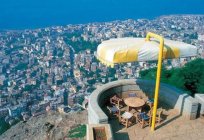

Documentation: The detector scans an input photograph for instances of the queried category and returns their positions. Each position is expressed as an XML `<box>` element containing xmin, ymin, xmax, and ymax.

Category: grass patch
<box><xmin>68</xmin><ymin>124</ymin><xmax>86</xmax><ymax>139</ymax></box>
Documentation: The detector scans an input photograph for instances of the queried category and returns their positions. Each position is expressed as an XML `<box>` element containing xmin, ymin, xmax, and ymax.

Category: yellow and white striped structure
<box><xmin>97</xmin><ymin>37</ymin><xmax>197</xmax><ymax>67</ymax></box>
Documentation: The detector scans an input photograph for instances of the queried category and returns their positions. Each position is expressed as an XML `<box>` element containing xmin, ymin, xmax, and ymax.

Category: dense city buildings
<box><xmin>0</xmin><ymin>15</ymin><xmax>204</xmax><ymax>133</ymax></box>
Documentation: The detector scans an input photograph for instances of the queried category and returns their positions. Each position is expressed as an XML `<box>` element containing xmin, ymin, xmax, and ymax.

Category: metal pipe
<box><xmin>145</xmin><ymin>32</ymin><xmax>164</xmax><ymax>131</ymax></box>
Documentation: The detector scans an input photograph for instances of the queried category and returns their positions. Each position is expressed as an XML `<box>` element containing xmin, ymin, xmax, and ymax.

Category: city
<box><xmin>0</xmin><ymin>15</ymin><xmax>204</xmax><ymax>139</ymax></box>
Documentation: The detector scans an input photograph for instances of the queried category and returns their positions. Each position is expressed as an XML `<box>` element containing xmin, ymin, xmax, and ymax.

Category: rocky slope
<box><xmin>0</xmin><ymin>111</ymin><xmax>87</xmax><ymax>140</ymax></box>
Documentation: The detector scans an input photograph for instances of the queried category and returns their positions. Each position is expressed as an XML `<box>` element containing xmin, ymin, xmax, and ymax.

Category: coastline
<box><xmin>1</xmin><ymin>14</ymin><xmax>204</xmax><ymax>31</ymax></box>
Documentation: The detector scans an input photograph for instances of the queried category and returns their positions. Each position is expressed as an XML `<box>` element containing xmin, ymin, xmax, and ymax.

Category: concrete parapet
<box><xmin>177</xmin><ymin>94</ymin><xmax>199</xmax><ymax>119</ymax></box>
<box><xmin>195</xmin><ymin>94</ymin><xmax>204</xmax><ymax>116</ymax></box>
<box><xmin>88</xmin><ymin>79</ymin><xmax>199</xmax><ymax>125</ymax></box>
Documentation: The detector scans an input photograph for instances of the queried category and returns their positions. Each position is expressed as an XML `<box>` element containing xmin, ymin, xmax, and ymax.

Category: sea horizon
<box><xmin>1</xmin><ymin>0</ymin><xmax>204</xmax><ymax>30</ymax></box>
<box><xmin>1</xmin><ymin>14</ymin><xmax>204</xmax><ymax>31</ymax></box>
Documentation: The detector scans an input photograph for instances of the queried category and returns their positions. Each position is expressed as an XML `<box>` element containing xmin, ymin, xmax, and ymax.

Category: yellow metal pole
<box><xmin>145</xmin><ymin>32</ymin><xmax>164</xmax><ymax>131</ymax></box>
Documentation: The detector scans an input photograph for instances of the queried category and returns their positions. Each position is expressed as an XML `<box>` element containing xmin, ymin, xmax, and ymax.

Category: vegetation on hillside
<box><xmin>68</xmin><ymin>124</ymin><xmax>86</xmax><ymax>139</ymax></box>
<box><xmin>140</xmin><ymin>58</ymin><xmax>204</xmax><ymax>96</ymax></box>
<box><xmin>0</xmin><ymin>118</ymin><xmax>10</xmax><ymax>135</ymax></box>
<box><xmin>64</xmin><ymin>33</ymin><xmax>98</xmax><ymax>53</ymax></box>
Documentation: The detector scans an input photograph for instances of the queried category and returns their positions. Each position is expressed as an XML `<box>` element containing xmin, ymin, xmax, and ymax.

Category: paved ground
<box><xmin>110</xmin><ymin>109</ymin><xmax>204</xmax><ymax>140</ymax></box>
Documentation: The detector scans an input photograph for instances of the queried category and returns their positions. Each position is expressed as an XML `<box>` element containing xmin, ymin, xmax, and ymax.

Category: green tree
<box><xmin>57</xmin><ymin>80</ymin><xmax>63</xmax><ymax>85</ymax></box>
<box><xmin>181</xmin><ymin>58</ymin><xmax>204</xmax><ymax>95</ymax></box>
<box><xmin>140</xmin><ymin>58</ymin><xmax>204</xmax><ymax>96</ymax></box>
<box><xmin>23</xmin><ymin>85</ymin><xmax>33</xmax><ymax>91</ymax></box>
<box><xmin>0</xmin><ymin>118</ymin><xmax>10</xmax><ymax>135</ymax></box>
<box><xmin>87</xmin><ymin>79</ymin><xmax>96</xmax><ymax>85</ymax></box>
<box><xmin>15</xmin><ymin>63</ymin><xmax>28</xmax><ymax>70</ymax></box>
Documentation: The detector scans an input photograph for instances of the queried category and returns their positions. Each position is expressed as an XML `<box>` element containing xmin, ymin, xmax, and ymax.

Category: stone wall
<box><xmin>88</xmin><ymin>79</ymin><xmax>199</xmax><ymax>124</ymax></box>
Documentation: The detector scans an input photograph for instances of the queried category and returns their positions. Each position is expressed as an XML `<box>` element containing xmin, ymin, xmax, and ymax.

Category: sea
<box><xmin>0</xmin><ymin>0</ymin><xmax>204</xmax><ymax>30</ymax></box>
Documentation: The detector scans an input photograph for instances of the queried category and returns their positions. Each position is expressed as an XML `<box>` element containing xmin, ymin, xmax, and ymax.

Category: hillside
<box><xmin>0</xmin><ymin>111</ymin><xmax>87</xmax><ymax>140</ymax></box>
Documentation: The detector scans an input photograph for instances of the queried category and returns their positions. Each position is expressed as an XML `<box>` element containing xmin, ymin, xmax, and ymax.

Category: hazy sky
<box><xmin>0</xmin><ymin>0</ymin><xmax>204</xmax><ymax>29</ymax></box>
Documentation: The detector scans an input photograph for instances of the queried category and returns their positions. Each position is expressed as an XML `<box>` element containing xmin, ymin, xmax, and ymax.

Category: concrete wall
<box><xmin>175</xmin><ymin>94</ymin><xmax>199</xmax><ymax>119</ymax></box>
<box><xmin>195</xmin><ymin>94</ymin><xmax>204</xmax><ymax>116</ymax></box>
<box><xmin>88</xmin><ymin>79</ymin><xmax>199</xmax><ymax>124</ymax></box>
<box><xmin>87</xmin><ymin>124</ymin><xmax>113</xmax><ymax>140</ymax></box>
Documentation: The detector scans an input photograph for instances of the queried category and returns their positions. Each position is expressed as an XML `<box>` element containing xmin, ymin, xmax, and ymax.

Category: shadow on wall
<box><xmin>156</xmin><ymin>94</ymin><xmax>188</xmax><ymax>130</ymax></box>
<box><xmin>134</xmin><ymin>79</ymin><xmax>184</xmax><ymax>110</ymax></box>
<box><xmin>99</xmin><ymin>79</ymin><xmax>184</xmax><ymax>111</ymax></box>
<box><xmin>109</xmin><ymin>119</ymin><xmax>130</xmax><ymax>140</ymax></box>
<box><xmin>89</xmin><ymin>79</ymin><xmax>198</xmax><ymax>126</ymax></box>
